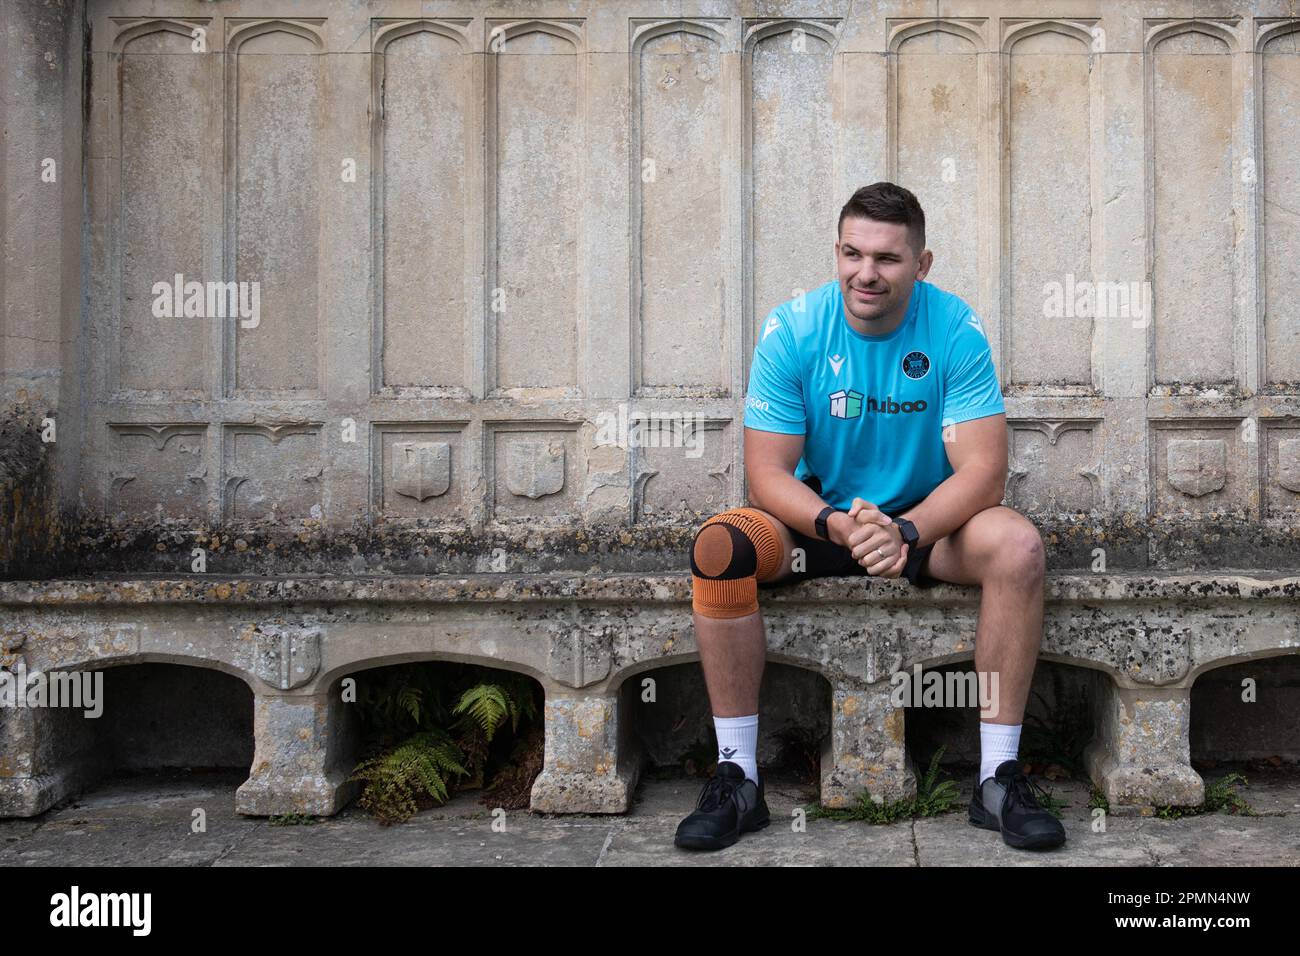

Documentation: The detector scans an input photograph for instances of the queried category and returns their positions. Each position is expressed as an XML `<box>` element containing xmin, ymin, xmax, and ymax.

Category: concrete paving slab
<box><xmin>215</xmin><ymin>814</ymin><xmax>616</xmax><ymax>867</ymax></box>
<box><xmin>0</xmin><ymin>770</ymin><xmax>255</xmax><ymax>867</ymax></box>
<box><xmin>598</xmin><ymin>815</ymin><xmax>917</xmax><ymax>866</ymax></box>
<box><xmin>1131</xmin><ymin>816</ymin><xmax>1300</xmax><ymax>867</ymax></box>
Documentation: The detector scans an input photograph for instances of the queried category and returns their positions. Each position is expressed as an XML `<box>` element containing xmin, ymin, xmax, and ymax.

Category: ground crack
<box><xmin>594</xmin><ymin>820</ymin><xmax>625</xmax><ymax>866</ymax></box>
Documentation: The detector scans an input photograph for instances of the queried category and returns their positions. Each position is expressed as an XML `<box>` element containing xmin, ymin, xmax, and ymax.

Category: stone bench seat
<box><xmin>2</xmin><ymin>571</ymin><xmax>1297</xmax><ymax>819</ymax></box>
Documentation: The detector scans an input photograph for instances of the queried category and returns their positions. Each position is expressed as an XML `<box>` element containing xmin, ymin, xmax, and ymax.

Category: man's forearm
<box><xmin>748</xmin><ymin>468</ymin><xmax>834</xmax><ymax>541</ymax></box>
<box><xmin>898</xmin><ymin>466</ymin><xmax>1004</xmax><ymax>547</ymax></box>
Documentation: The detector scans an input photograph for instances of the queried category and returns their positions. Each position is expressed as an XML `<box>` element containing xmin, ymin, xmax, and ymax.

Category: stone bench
<box><xmin>1</xmin><ymin>572</ymin><xmax>1297</xmax><ymax>819</ymax></box>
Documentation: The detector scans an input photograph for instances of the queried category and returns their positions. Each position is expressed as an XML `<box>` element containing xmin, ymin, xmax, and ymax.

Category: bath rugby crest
<box><xmin>743</xmin><ymin>279</ymin><xmax>1005</xmax><ymax>513</ymax></box>
<box><xmin>903</xmin><ymin>350</ymin><xmax>931</xmax><ymax>379</ymax></box>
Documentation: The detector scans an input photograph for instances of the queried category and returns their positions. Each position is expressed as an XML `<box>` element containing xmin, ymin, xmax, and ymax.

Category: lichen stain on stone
<box><xmin>885</xmin><ymin>708</ymin><xmax>905</xmax><ymax>742</ymax></box>
<box><xmin>841</xmin><ymin>695</ymin><xmax>859</xmax><ymax>716</ymax></box>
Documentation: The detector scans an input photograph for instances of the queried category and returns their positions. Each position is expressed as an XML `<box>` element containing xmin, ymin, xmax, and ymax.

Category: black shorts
<box><xmin>756</xmin><ymin>477</ymin><xmax>940</xmax><ymax>590</ymax></box>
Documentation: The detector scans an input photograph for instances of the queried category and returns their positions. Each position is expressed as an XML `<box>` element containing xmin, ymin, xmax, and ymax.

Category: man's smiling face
<box><xmin>835</xmin><ymin>217</ymin><xmax>933</xmax><ymax>332</ymax></box>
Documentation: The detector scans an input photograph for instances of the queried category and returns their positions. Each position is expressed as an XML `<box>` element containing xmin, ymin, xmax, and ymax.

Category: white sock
<box><xmin>979</xmin><ymin>721</ymin><xmax>1022</xmax><ymax>785</ymax></box>
<box><xmin>713</xmin><ymin>714</ymin><xmax>759</xmax><ymax>783</ymax></box>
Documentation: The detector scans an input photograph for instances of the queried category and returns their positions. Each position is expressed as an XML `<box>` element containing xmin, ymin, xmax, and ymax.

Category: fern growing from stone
<box><xmin>448</xmin><ymin>674</ymin><xmax>539</xmax><ymax>789</ymax></box>
<box><xmin>349</xmin><ymin>728</ymin><xmax>469</xmax><ymax>825</ymax></box>
<box><xmin>349</xmin><ymin>665</ymin><xmax>542</xmax><ymax>823</ymax></box>
<box><xmin>913</xmin><ymin>745</ymin><xmax>961</xmax><ymax>816</ymax></box>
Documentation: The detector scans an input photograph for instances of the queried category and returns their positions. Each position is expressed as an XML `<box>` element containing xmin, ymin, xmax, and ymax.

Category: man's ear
<box><xmin>915</xmin><ymin>248</ymin><xmax>933</xmax><ymax>281</ymax></box>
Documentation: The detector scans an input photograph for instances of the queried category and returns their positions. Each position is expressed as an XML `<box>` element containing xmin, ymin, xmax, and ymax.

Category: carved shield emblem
<box><xmin>1278</xmin><ymin>439</ymin><xmax>1300</xmax><ymax>494</ymax></box>
<box><xmin>1167</xmin><ymin>438</ymin><xmax>1226</xmax><ymax>498</ymax></box>
<box><xmin>392</xmin><ymin>441</ymin><xmax>450</xmax><ymax>502</ymax></box>
<box><xmin>253</xmin><ymin>623</ymin><xmax>321</xmax><ymax>691</ymax></box>
<box><xmin>506</xmin><ymin>439</ymin><xmax>565</xmax><ymax>499</ymax></box>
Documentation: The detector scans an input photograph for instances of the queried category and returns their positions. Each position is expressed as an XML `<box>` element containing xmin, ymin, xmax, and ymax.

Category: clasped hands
<box><xmin>829</xmin><ymin>499</ymin><xmax>908</xmax><ymax>578</ymax></box>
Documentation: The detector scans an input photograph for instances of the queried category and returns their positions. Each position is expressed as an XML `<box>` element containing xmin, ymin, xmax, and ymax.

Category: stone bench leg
<box><xmin>1084</xmin><ymin>680</ymin><xmax>1204</xmax><ymax>809</ymax></box>
<box><xmin>530</xmin><ymin>693</ymin><xmax>638</xmax><ymax>813</ymax></box>
<box><xmin>236</xmin><ymin>691</ymin><xmax>358</xmax><ymax>816</ymax></box>
<box><xmin>1</xmin><ymin>709</ymin><xmax>67</xmax><ymax>815</ymax></box>
<box><xmin>821</xmin><ymin>680</ymin><xmax>916</xmax><ymax>808</ymax></box>
<box><xmin>0</xmin><ymin>693</ymin><xmax>104</xmax><ymax>817</ymax></box>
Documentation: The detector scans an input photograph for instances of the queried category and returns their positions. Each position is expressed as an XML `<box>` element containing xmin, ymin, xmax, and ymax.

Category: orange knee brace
<box><xmin>690</xmin><ymin>507</ymin><xmax>784</xmax><ymax>619</ymax></box>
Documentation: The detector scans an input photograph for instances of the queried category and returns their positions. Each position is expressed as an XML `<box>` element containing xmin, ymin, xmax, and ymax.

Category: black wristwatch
<box><xmin>892</xmin><ymin>516</ymin><xmax>920</xmax><ymax>549</ymax></box>
<box><xmin>815</xmin><ymin>506</ymin><xmax>839</xmax><ymax>541</ymax></box>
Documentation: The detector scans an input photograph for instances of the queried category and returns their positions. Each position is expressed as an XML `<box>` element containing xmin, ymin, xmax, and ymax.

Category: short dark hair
<box><xmin>837</xmin><ymin>182</ymin><xmax>926</xmax><ymax>255</ymax></box>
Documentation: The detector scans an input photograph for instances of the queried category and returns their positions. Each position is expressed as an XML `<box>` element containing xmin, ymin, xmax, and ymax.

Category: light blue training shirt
<box><xmin>742</xmin><ymin>278</ymin><xmax>1005</xmax><ymax>514</ymax></box>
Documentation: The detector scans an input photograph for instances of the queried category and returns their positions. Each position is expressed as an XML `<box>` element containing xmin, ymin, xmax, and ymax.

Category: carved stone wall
<box><xmin>3</xmin><ymin>0</ymin><xmax>1299</xmax><ymax>576</ymax></box>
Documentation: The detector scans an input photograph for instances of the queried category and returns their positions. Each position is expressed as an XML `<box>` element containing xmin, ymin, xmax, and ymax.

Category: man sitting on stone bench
<box><xmin>675</xmin><ymin>182</ymin><xmax>1065</xmax><ymax>853</ymax></box>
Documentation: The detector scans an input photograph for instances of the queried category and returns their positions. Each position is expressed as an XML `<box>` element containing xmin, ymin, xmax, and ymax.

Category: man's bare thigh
<box><xmin>924</xmin><ymin>505</ymin><xmax>1038</xmax><ymax>587</ymax></box>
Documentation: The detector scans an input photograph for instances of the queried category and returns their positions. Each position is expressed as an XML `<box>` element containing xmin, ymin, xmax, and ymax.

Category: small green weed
<box><xmin>1155</xmin><ymin>772</ymin><xmax>1256</xmax><ymax>819</ymax></box>
<box><xmin>269</xmin><ymin>812</ymin><xmax>318</xmax><ymax>826</ymax></box>
<box><xmin>1087</xmin><ymin>785</ymin><xmax>1110</xmax><ymax>813</ymax></box>
<box><xmin>805</xmin><ymin>746</ymin><xmax>962</xmax><ymax>824</ymax></box>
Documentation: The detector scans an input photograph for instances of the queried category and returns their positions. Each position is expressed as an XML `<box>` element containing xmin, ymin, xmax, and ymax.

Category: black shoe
<box><xmin>968</xmin><ymin>759</ymin><xmax>1067</xmax><ymax>850</ymax></box>
<box><xmin>674</xmin><ymin>761</ymin><xmax>771</xmax><ymax>851</ymax></box>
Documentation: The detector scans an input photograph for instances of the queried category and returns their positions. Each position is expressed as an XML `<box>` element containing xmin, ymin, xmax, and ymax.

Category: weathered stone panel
<box><xmin>636</xmin><ymin>25</ymin><xmax>725</xmax><ymax>394</ymax></box>
<box><xmin>491</xmin><ymin>24</ymin><xmax>581</xmax><ymax>393</ymax></box>
<box><xmin>376</xmin><ymin>23</ymin><xmax>471</xmax><ymax>392</ymax></box>
<box><xmin>892</xmin><ymin>23</ymin><xmax>980</xmax><ymax>312</ymax></box>
<box><xmin>1006</xmin><ymin>25</ymin><xmax>1094</xmax><ymax>389</ymax></box>
<box><xmin>1150</xmin><ymin>26</ymin><xmax>1235</xmax><ymax>389</ymax></box>
<box><xmin>749</xmin><ymin>22</ymin><xmax>837</xmax><ymax>350</ymax></box>
<box><xmin>231</xmin><ymin>23</ymin><xmax>323</xmax><ymax>394</ymax></box>
<box><xmin>119</xmin><ymin>27</ymin><xmax>211</xmax><ymax>394</ymax></box>
<box><xmin>1262</xmin><ymin>24</ymin><xmax>1300</xmax><ymax>390</ymax></box>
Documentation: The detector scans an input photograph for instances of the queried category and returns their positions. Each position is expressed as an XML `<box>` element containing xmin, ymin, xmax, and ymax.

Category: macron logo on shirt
<box><xmin>762</xmin><ymin>316</ymin><xmax>780</xmax><ymax>342</ymax></box>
